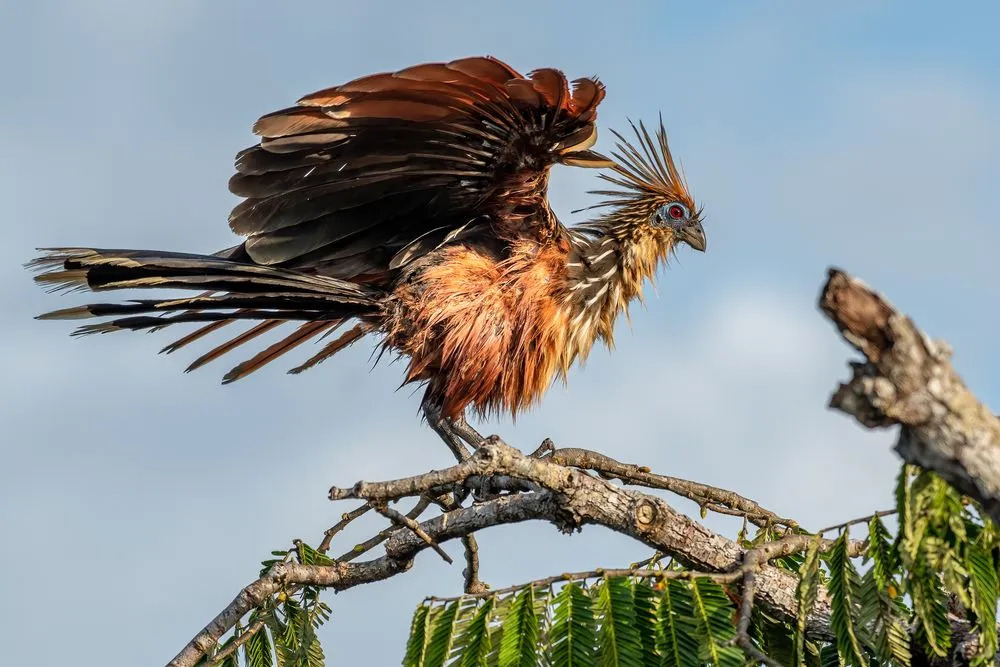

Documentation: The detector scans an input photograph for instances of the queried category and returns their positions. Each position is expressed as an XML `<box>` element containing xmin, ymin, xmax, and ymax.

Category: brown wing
<box><xmin>227</xmin><ymin>56</ymin><xmax>609</xmax><ymax>281</ymax></box>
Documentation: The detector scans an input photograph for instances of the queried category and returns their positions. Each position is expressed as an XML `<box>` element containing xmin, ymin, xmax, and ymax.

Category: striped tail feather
<box><xmin>29</xmin><ymin>248</ymin><xmax>381</xmax><ymax>380</ymax></box>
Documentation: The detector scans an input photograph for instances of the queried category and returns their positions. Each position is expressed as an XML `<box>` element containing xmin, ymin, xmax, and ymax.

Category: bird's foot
<box><xmin>421</xmin><ymin>400</ymin><xmax>474</xmax><ymax>462</ymax></box>
<box><xmin>449</xmin><ymin>415</ymin><xmax>488</xmax><ymax>450</ymax></box>
<box><xmin>529</xmin><ymin>437</ymin><xmax>555</xmax><ymax>458</ymax></box>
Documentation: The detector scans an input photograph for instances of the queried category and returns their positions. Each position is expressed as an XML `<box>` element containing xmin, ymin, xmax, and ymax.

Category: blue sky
<box><xmin>2</xmin><ymin>2</ymin><xmax>998</xmax><ymax>664</ymax></box>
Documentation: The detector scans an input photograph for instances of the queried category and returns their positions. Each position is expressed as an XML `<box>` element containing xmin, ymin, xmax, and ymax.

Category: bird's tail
<box><xmin>28</xmin><ymin>247</ymin><xmax>382</xmax><ymax>382</ymax></box>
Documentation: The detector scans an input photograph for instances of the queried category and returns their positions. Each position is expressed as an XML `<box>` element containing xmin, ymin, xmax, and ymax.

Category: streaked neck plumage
<box><xmin>559</xmin><ymin>219</ymin><xmax>671</xmax><ymax>367</ymax></box>
<box><xmin>553</xmin><ymin>119</ymin><xmax>703</xmax><ymax>370</ymax></box>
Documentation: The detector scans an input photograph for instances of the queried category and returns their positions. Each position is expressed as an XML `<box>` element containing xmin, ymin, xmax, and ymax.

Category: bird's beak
<box><xmin>678</xmin><ymin>220</ymin><xmax>707</xmax><ymax>252</ymax></box>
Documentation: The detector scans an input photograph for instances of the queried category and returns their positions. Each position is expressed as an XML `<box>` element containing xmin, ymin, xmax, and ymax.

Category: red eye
<box><xmin>667</xmin><ymin>204</ymin><xmax>686</xmax><ymax>220</ymax></box>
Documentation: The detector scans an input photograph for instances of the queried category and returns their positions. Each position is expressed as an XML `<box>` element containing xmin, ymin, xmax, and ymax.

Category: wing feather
<box><xmin>227</xmin><ymin>56</ymin><xmax>608</xmax><ymax>279</ymax></box>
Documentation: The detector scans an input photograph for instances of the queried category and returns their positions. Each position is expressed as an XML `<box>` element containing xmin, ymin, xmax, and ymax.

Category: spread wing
<box><xmin>228</xmin><ymin>56</ymin><xmax>610</xmax><ymax>280</ymax></box>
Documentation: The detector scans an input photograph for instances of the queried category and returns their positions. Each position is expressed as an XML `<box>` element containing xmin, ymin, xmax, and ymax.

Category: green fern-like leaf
<box><xmin>405</xmin><ymin>604</ymin><xmax>434</xmax><ymax>667</ymax></box>
<box><xmin>485</xmin><ymin>594</ymin><xmax>514</xmax><ymax>667</ymax></box>
<box><xmin>909</xmin><ymin>549</ymin><xmax>952</xmax><ymax>657</ymax></box>
<box><xmin>923</xmin><ymin>535</ymin><xmax>970</xmax><ymax>609</ymax></box>
<box><xmin>632</xmin><ymin>581</ymin><xmax>660</xmax><ymax>667</ymax></box>
<box><xmin>424</xmin><ymin>601</ymin><xmax>462</xmax><ymax>667</ymax></box>
<box><xmin>965</xmin><ymin>540</ymin><xmax>998</xmax><ymax>664</ymax></box>
<box><xmin>753</xmin><ymin>608</ymin><xmax>797</xmax><ymax>666</ymax></box>
<box><xmin>279</xmin><ymin>598</ymin><xmax>324</xmax><ymax>667</ymax></box>
<box><xmin>858</xmin><ymin>570</ymin><xmax>911</xmax><ymax>667</ymax></box>
<box><xmin>857</xmin><ymin>516</ymin><xmax>911</xmax><ymax>667</ymax></box>
<box><xmin>867</xmin><ymin>516</ymin><xmax>898</xmax><ymax>589</ymax></box>
<box><xmin>923</xmin><ymin>473</ymin><xmax>967</xmax><ymax>543</ymax></box>
<box><xmin>310</xmin><ymin>601</ymin><xmax>332</xmax><ymax>630</ymax></box>
<box><xmin>817</xmin><ymin>642</ymin><xmax>839</xmax><ymax>667</ymax></box>
<box><xmin>910</xmin><ymin>560</ymin><xmax>951</xmax><ymax>659</ymax></box>
<box><xmin>262</xmin><ymin>606</ymin><xmax>289</xmax><ymax>667</ymax></box>
<box><xmin>689</xmin><ymin>578</ymin><xmax>742</xmax><ymax>667</ymax></box>
<box><xmin>454</xmin><ymin>597</ymin><xmax>496</xmax><ymax>667</ymax></box>
<box><xmin>594</xmin><ymin>576</ymin><xmax>642</xmax><ymax>667</ymax></box>
<box><xmin>858</xmin><ymin>569</ymin><xmax>910</xmax><ymax>666</ymax></box>
<box><xmin>894</xmin><ymin>466</ymin><xmax>951</xmax><ymax>659</ymax></box>
<box><xmin>499</xmin><ymin>588</ymin><xmax>539</xmax><ymax>667</ymax></box>
<box><xmin>245</xmin><ymin>614</ymin><xmax>275</xmax><ymax>667</ymax></box>
<box><xmin>828</xmin><ymin>534</ymin><xmax>867</xmax><ymax>666</ymax></box>
<box><xmin>657</xmin><ymin>579</ymin><xmax>700</xmax><ymax>667</ymax></box>
<box><xmin>277</xmin><ymin>604</ymin><xmax>300</xmax><ymax>667</ymax></box>
<box><xmin>296</xmin><ymin>542</ymin><xmax>335</xmax><ymax>567</ymax></box>
<box><xmin>549</xmin><ymin>582</ymin><xmax>596</xmax><ymax>667</ymax></box>
<box><xmin>794</xmin><ymin>536</ymin><xmax>822</xmax><ymax>667</ymax></box>
<box><xmin>441</xmin><ymin>598</ymin><xmax>478</xmax><ymax>666</ymax></box>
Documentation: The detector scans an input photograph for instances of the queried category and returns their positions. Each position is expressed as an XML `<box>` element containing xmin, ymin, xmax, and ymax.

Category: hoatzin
<box><xmin>30</xmin><ymin>56</ymin><xmax>706</xmax><ymax>457</ymax></box>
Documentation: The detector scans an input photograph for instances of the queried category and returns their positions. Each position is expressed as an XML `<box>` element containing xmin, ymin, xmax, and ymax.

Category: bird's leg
<box><xmin>421</xmin><ymin>393</ymin><xmax>474</xmax><ymax>463</ymax></box>
<box><xmin>420</xmin><ymin>395</ymin><xmax>491</xmax><ymax>592</ymax></box>
<box><xmin>449</xmin><ymin>412</ymin><xmax>486</xmax><ymax>449</ymax></box>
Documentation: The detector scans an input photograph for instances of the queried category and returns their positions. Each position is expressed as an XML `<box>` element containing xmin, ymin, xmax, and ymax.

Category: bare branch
<box><xmin>319</xmin><ymin>502</ymin><xmax>371</xmax><ymax>553</ymax></box>
<box><xmin>209</xmin><ymin>619</ymin><xmax>265</xmax><ymax>665</ymax></box>
<box><xmin>461</xmin><ymin>535</ymin><xmax>487</xmax><ymax>594</ymax></box>
<box><xmin>548</xmin><ymin>446</ymin><xmax>799</xmax><ymax>529</ymax></box>
<box><xmin>734</xmin><ymin>567</ymin><xmax>782</xmax><ymax>667</ymax></box>
<box><xmin>171</xmin><ymin>441</ymin><xmax>857</xmax><ymax>666</ymax></box>
<box><xmin>817</xmin><ymin>508</ymin><xmax>896</xmax><ymax>535</ymax></box>
<box><xmin>373</xmin><ymin>500</ymin><xmax>453</xmax><ymax>564</ymax></box>
<box><xmin>428</xmin><ymin>533</ymin><xmax>864</xmax><ymax>605</ymax></box>
<box><xmin>728</xmin><ymin>534</ymin><xmax>867</xmax><ymax>667</ymax></box>
<box><xmin>426</xmin><ymin>567</ymin><xmax>744</xmax><ymax>603</ymax></box>
<box><xmin>328</xmin><ymin>454</ymin><xmax>482</xmax><ymax>502</ymax></box>
<box><xmin>335</xmin><ymin>496</ymin><xmax>431</xmax><ymax>563</ymax></box>
<box><xmin>820</xmin><ymin>268</ymin><xmax>1000</xmax><ymax>524</ymax></box>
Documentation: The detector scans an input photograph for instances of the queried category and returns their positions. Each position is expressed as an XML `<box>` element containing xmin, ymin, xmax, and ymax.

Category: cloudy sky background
<box><xmin>2</xmin><ymin>1</ymin><xmax>999</xmax><ymax>664</ymax></box>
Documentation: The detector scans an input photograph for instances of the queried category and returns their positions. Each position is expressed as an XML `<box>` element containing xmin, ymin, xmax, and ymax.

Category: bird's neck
<box><xmin>560</xmin><ymin>226</ymin><xmax>657</xmax><ymax>364</ymax></box>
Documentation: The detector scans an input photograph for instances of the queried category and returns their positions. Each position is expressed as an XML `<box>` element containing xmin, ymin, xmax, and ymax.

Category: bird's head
<box><xmin>585</xmin><ymin>119</ymin><xmax>705</xmax><ymax>260</ymax></box>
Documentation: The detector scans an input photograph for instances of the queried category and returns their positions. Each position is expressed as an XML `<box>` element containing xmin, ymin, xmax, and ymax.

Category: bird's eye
<box><xmin>655</xmin><ymin>203</ymin><xmax>689</xmax><ymax>226</ymax></box>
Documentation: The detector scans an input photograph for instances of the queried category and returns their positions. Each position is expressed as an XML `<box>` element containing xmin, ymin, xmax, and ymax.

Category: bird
<box><xmin>29</xmin><ymin>55</ymin><xmax>706</xmax><ymax>457</ymax></box>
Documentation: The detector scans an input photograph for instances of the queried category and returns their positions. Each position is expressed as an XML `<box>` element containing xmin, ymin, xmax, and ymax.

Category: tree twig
<box><xmin>335</xmin><ymin>496</ymin><xmax>431</xmax><ymax>563</ymax></box>
<box><xmin>426</xmin><ymin>567</ymin><xmax>737</xmax><ymax>602</ymax></box>
<box><xmin>372</xmin><ymin>501</ymin><xmax>453</xmax><ymax>564</ymax></box>
<box><xmin>817</xmin><ymin>508</ymin><xmax>896</xmax><ymax>535</ymax></box>
<box><xmin>209</xmin><ymin>619</ymin><xmax>265</xmax><ymax>665</ymax></box>
<box><xmin>461</xmin><ymin>534</ymin><xmax>487</xmax><ymax>594</ymax></box>
<box><xmin>548</xmin><ymin>447</ymin><xmax>798</xmax><ymax>529</ymax></box>
<box><xmin>734</xmin><ymin>566</ymin><xmax>782</xmax><ymax>667</ymax></box>
<box><xmin>425</xmin><ymin>532</ymin><xmax>863</xmax><ymax>604</ymax></box>
<box><xmin>319</xmin><ymin>502</ymin><xmax>371</xmax><ymax>553</ymax></box>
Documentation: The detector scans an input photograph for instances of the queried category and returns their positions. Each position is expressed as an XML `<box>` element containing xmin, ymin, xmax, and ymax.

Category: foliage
<box><xmin>408</xmin><ymin>574</ymin><xmax>741</xmax><ymax>667</ymax></box>
<box><xmin>549</xmin><ymin>582</ymin><xmax>596</xmax><ymax>666</ymax></box>
<box><xmin>200</xmin><ymin>465</ymin><xmax>1000</xmax><ymax>666</ymax></box>
<box><xmin>195</xmin><ymin>542</ymin><xmax>333</xmax><ymax>667</ymax></box>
